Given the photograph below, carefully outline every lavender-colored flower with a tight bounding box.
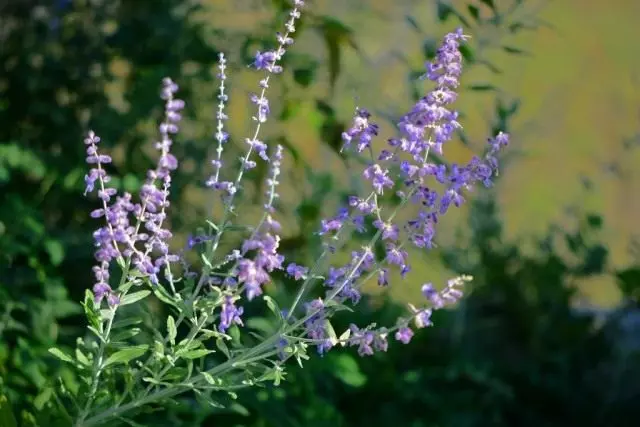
[373,328,389,352]
[341,108,379,153]
[409,304,434,329]
[363,164,394,195]
[236,216,284,301]
[286,263,308,280]
[219,296,244,333]
[395,326,414,344]
[377,268,389,286]
[347,324,375,356]
[253,51,278,72]
[304,299,333,355]
[422,282,445,308]
[374,220,399,241]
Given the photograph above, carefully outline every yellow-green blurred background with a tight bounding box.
[182,0,640,307]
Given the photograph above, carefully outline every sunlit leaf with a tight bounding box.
[104,345,148,367]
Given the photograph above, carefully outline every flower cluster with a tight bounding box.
[75,1,511,424]
[84,77,184,304]
[293,28,509,355]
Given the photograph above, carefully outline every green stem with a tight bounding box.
[81,333,280,427]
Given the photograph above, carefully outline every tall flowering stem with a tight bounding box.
[77,78,184,425]
[184,0,304,322]
[67,3,512,424]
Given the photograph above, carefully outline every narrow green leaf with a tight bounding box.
[202,372,216,385]
[246,317,274,335]
[48,347,74,364]
[104,345,149,367]
[325,320,338,346]
[142,377,163,385]
[215,338,230,359]
[112,318,143,329]
[205,220,219,231]
[201,253,213,269]
[167,315,177,346]
[180,349,215,360]
[229,403,250,417]
[338,328,351,346]
[229,325,241,342]
[153,286,177,307]
[75,349,91,366]
[0,394,17,427]
[120,290,150,306]
[117,279,138,293]
[33,388,53,410]
[263,295,281,318]
[111,328,141,341]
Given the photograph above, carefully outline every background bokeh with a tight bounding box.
[1,0,639,426]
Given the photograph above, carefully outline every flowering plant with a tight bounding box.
[48,1,510,425]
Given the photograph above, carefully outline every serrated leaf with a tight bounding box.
[167,315,177,346]
[104,345,148,367]
[120,290,150,306]
[48,347,74,364]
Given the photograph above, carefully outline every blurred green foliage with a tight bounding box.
[1,0,638,426]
